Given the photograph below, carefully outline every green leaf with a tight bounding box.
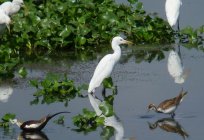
[18,67,28,78]
[99,101,114,117]
[103,77,114,89]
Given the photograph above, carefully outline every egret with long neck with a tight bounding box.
[88,36,132,94]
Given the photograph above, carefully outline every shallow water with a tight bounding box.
[0,0,204,140]
[0,43,204,140]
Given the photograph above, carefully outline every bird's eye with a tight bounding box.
[120,39,123,41]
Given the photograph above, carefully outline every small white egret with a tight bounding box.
[0,0,24,16]
[165,0,182,30]
[0,9,11,33]
[88,36,132,94]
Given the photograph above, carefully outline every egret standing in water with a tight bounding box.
[88,36,132,94]
[165,0,182,30]
[0,0,24,16]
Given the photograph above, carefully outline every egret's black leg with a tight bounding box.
[171,112,175,118]
[177,17,180,32]
[113,85,118,95]
[102,87,106,98]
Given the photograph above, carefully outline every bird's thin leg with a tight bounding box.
[113,85,118,95]
[102,87,106,98]
[177,44,183,66]
[171,112,175,118]
[177,17,180,32]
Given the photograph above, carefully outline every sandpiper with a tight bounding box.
[10,111,70,131]
[147,89,187,118]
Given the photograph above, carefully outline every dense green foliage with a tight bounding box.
[0,0,174,52]
[30,73,80,106]
[0,0,203,79]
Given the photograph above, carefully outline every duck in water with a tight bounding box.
[10,111,70,131]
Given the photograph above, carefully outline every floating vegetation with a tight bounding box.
[0,113,16,128]
[0,0,174,53]
[72,108,105,133]
[30,73,80,106]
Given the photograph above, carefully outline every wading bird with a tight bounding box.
[0,0,24,16]
[147,89,187,118]
[88,36,132,94]
[10,111,70,131]
[165,0,182,30]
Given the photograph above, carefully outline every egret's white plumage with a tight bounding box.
[88,36,132,93]
[0,0,24,16]
[167,50,185,84]
[165,0,182,27]
[0,9,11,25]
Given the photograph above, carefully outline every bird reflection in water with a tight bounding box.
[18,131,49,140]
[148,117,189,140]
[167,45,189,84]
[0,83,13,103]
[88,92,135,140]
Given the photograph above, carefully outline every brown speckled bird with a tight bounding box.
[148,89,187,118]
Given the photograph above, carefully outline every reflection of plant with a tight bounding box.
[0,113,16,128]
[100,126,115,140]
[72,108,105,134]
[30,73,80,106]
[72,89,115,133]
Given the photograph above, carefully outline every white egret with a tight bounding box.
[167,49,188,84]
[165,0,182,30]
[0,8,11,33]
[88,36,132,94]
[0,0,24,16]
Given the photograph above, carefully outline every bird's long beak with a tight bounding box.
[123,40,133,45]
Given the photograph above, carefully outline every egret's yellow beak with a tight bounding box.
[123,40,133,45]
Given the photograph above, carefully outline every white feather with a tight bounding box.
[165,0,182,26]
[0,0,24,16]
[25,123,41,129]
[157,106,176,114]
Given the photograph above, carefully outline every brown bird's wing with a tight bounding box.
[158,97,177,110]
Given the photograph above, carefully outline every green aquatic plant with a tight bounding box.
[0,46,20,79]
[0,113,16,128]
[0,0,174,52]
[180,25,204,48]
[30,73,80,106]
[72,88,116,133]
[72,108,105,133]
